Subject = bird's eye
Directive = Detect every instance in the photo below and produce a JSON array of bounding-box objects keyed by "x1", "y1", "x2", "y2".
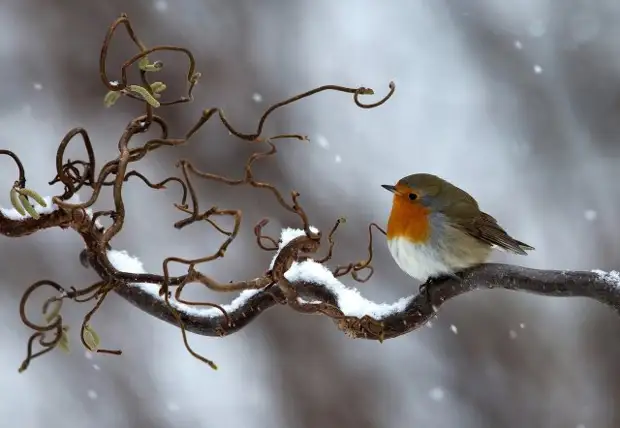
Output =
[{"x1": 408, "y1": 193, "x2": 418, "y2": 201}]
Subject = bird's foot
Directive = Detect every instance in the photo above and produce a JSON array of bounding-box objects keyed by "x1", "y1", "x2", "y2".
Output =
[{"x1": 418, "y1": 272, "x2": 463, "y2": 307}]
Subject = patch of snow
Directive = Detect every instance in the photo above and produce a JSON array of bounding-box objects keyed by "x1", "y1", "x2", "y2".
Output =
[{"x1": 592, "y1": 269, "x2": 620, "y2": 287}]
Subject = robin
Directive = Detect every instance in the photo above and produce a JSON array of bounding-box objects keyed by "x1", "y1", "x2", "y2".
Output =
[{"x1": 382, "y1": 173, "x2": 533, "y2": 291}]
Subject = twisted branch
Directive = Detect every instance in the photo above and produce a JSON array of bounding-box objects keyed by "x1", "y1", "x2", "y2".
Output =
[{"x1": 2, "y1": 13, "x2": 618, "y2": 374}]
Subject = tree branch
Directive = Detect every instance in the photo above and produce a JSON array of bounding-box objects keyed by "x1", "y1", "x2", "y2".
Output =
[
  {"x1": 4, "y1": 205, "x2": 618, "y2": 344},
  {"x1": 113, "y1": 236, "x2": 620, "y2": 341}
]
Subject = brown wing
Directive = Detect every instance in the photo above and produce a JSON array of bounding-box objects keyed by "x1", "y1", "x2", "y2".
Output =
[{"x1": 458, "y1": 211, "x2": 534, "y2": 255}]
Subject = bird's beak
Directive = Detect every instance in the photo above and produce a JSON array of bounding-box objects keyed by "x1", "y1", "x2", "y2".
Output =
[{"x1": 381, "y1": 184, "x2": 397, "y2": 194}]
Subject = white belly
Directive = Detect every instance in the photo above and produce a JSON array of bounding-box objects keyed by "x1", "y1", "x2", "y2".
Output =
[{"x1": 387, "y1": 237, "x2": 452, "y2": 281}]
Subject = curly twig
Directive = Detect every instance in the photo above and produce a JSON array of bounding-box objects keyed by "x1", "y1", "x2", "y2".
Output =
[{"x1": 0, "y1": 149, "x2": 27, "y2": 188}]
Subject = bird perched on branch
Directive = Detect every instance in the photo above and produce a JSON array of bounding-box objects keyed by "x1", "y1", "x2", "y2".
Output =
[{"x1": 382, "y1": 173, "x2": 533, "y2": 289}]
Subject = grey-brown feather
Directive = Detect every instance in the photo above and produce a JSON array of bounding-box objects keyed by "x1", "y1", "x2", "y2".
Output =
[
  {"x1": 457, "y1": 211, "x2": 534, "y2": 255},
  {"x1": 399, "y1": 173, "x2": 534, "y2": 256}
]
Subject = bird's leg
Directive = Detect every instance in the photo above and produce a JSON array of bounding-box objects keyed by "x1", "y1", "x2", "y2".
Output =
[{"x1": 418, "y1": 272, "x2": 463, "y2": 307}]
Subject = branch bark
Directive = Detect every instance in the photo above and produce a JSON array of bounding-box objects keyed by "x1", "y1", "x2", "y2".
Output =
[
  {"x1": 3, "y1": 207, "x2": 618, "y2": 343},
  {"x1": 115, "y1": 258, "x2": 620, "y2": 341}
]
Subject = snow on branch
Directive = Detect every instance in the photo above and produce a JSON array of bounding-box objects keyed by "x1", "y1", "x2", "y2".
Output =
[
  {"x1": 2, "y1": 13, "x2": 620, "y2": 373},
  {"x1": 112, "y1": 227, "x2": 620, "y2": 341},
  {"x1": 109, "y1": 226, "x2": 412, "y2": 338}
]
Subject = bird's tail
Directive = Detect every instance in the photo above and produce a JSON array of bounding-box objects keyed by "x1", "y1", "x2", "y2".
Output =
[{"x1": 472, "y1": 212, "x2": 535, "y2": 256}]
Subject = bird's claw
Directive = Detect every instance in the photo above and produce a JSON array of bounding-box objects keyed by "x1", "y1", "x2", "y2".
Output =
[
  {"x1": 418, "y1": 272, "x2": 463, "y2": 308},
  {"x1": 418, "y1": 281, "x2": 433, "y2": 307}
]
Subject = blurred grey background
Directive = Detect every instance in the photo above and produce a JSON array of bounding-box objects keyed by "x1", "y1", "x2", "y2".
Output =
[{"x1": 1, "y1": 0, "x2": 620, "y2": 427}]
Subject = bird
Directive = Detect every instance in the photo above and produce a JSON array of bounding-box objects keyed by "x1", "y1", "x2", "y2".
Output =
[{"x1": 382, "y1": 173, "x2": 534, "y2": 288}]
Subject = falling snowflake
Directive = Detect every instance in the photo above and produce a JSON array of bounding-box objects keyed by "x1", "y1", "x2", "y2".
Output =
[
  {"x1": 167, "y1": 402, "x2": 180, "y2": 412},
  {"x1": 33, "y1": 82, "x2": 43, "y2": 90},
  {"x1": 87, "y1": 390, "x2": 98, "y2": 400},
  {"x1": 315, "y1": 134, "x2": 330, "y2": 149},
  {"x1": 519, "y1": 323, "x2": 526, "y2": 329},
  {"x1": 84, "y1": 351, "x2": 93, "y2": 360},
  {"x1": 528, "y1": 20, "x2": 546, "y2": 37},
  {"x1": 429, "y1": 387, "x2": 445, "y2": 401},
  {"x1": 584, "y1": 210, "x2": 597, "y2": 221},
  {"x1": 450, "y1": 324, "x2": 458, "y2": 334},
  {"x1": 154, "y1": 0, "x2": 168, "y2": 12},
  {"x1": 92, "y1": 364, "x2": 101, "y2": 371},
  {"x1": 533, "y1": 65, "x2": 543, "y2": 74},
  {"x1": 252, "y1": 93, "x2": 263, "y2": 103},
  {"x1": 334, "y1": 155, "x2": 342, "y2": 163},
  {"x1": 509, "y1": 330, "x2": 518, "y2": 339},
  {"x1": 514, "y1": 40, "x2": 523, "y2": 50}
]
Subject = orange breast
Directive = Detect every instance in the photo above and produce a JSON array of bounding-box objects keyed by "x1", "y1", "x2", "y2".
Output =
[{"x1": 386, "y1": 196, "x2": 431, "y2": 243}]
